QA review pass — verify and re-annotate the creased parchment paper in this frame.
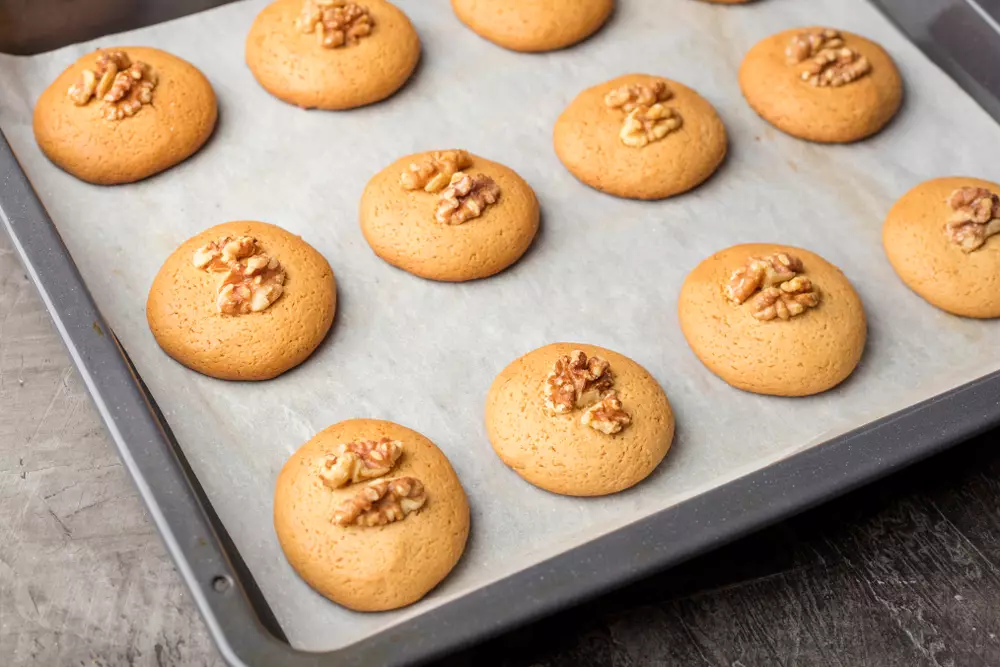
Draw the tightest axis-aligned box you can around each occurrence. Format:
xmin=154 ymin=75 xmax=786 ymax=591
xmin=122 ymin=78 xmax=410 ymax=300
xmin=2 ymin=0 xmax=999 ymax=652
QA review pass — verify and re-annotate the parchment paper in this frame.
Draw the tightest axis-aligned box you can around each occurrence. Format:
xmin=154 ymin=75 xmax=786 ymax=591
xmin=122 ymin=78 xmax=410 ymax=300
xmin=2 ymin=0 xmax=999 ymax=652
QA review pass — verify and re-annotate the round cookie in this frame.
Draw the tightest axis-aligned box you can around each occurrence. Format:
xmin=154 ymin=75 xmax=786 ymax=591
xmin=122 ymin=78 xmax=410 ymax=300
xmin=883 ymin=177 xmax=1000 ymax=318
xmin=553 ymin=74 xmax=728 ymax=200
xmin=245 ymin=0 xmax=420 ymax=110
xmin=146 ymin=220 xmax=336 ymax=381
xmin=33 ymin=47 xmax=217 ymax=185
xmin=739 ymin=27 xmax=903 ymax=143
xmin=274 ymin=419 xmax=470 ymax=611
xmin=450 ymin=0 xmax=613 ymax=53
xmin=360 ymin=150 xmax=539 ymax=281
xmin=485 ymin=343 xmax=674 ymax=497
xmin=679 ymin=244 xmax=866 ymax=396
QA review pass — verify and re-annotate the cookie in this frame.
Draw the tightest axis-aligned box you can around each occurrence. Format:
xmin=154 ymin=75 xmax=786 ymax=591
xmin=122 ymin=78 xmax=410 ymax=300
xmin=33 ymin=47 xmax=217 ymax=185
xmin=739 ymin=27 xmax=903 ymax=143
xmin=553 ymin=74 xmax=727 ymax=200
xmin=679 ymin=244 xmax=866 ymax=396
xmin=274 ymin=419 xmax=469 ymax=611
xmin=450 ymin=0 xmax=613 ymax=53
xmin=245 ymin=0 xmax=420 ymax=110
xmin=360 ymin=150 xmax=540 ymax=281
xmin=485 ymin=343 xmax=674 ymax=497
xmin=883 ymin=177 xmax=1000 ymax=318
xmin=146 ymin=220 xmax=336 ymax=381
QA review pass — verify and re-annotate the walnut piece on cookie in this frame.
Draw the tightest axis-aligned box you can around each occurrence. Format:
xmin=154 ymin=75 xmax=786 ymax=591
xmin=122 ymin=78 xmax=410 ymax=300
xmin=946 ymin=186 xmax=1000 ymax=252
xmin=400 ymin=150 xmax=472 ymax=193
xmin=724 ymin=252 xmax=820 ymax=321
xmin=192 ymin=236 xmax=286 ymax=315
xmin=544 ymin=349 xmax=631 ymax=434
xmin=332 ymin=477 xmax=427 ymax=527
xmin=604 ymin=79 xmax=682 ymax=148
xmin=580 ymin=391 xmax=632 ymax=435
xmin=318 ymin=438 xmax=403 ymax=489
xmin=785 ymin=29 xmax=871 ymax=88
xmin=295 ymin=0 xmax=374 ymax=48
xmin=66 ymin=49 xmax=157 ymax=121
xmin=435 ymin=172 xmax=501 ymax=225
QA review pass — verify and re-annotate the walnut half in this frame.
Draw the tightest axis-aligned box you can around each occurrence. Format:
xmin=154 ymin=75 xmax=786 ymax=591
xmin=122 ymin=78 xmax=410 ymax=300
xmin=580 ymin=391 xmax=631 ymax=435
xmin=544 ymin=350 xmax=613 ymax=414
xmin=295 ymin=0 xmax=374 ymax=49
xmin=400 ymin=150 xmax=473 ymax=193
xmin=435 ymin=172 xmax=501 ymax=225
xmin=319 ymin=438 xmax=403 ymax=489
xmin=800 ymin=47 xmax=871 ymax=88
xmin=620 ymin=104 xmax=682 ymax=148
xmin=724 ymin=252 xmax=820 ymax=321
xmin=604 ymin=81 xmax=672 ymax=113
xmin=786 ymin=29 xmax=844 ymax=64
xmin=332 ymin=477 xmax=427 ymax=527
xmin=946 ymin=187 xmax=1000 ymax=252
xmin=192 ymin=236 xmax=286 ymax=315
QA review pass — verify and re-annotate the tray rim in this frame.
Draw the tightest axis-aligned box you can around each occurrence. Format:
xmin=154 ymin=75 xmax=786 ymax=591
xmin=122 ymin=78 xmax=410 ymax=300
xmin=5 ymin=0 xmax=1000 ymax=664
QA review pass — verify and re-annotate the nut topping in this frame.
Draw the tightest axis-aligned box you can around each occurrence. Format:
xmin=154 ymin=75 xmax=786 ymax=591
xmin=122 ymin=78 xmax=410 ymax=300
xmin=946 ymin=187 xmax=1000 ymax=252
xmin=332 ymin=477 xmax=427 ymax=527
xmin=435 ymin=172 xmax=501 ymax=225
xmin=724 ymin=253 xmax=820 ymax=321
xmin=723 ymin=253 xmax=803 ymax=305
xmin=544 ymin=350 xmax=613 ymax=414
xmin=544 ymin=350 xmax=631 ymax=435
xmin=786 ymin=29 xmax=844 ymax=64
xmin=66 ymin=50 xmax=157 ymax=120
xmin=604 ymin=81 xmax=672 ymax=113
xmin=400 ymin=150 xmax=473 ymax=193
xmin=786 ymin=29 xmax=871 ymax=88
xmin=580 ymin=391 xmax=632 ymax=435
xmin=192 ymin=236 xmax=286 ymax=315
xmin=295 ymin=0 xmax=374 ymax=49
xmin=318 ymin=438 xmax=403 ymax=489
xmin=620 ymin=104 xmax=682 ymax=148
xmin=604 ymin=79 xmax=682 ymax=148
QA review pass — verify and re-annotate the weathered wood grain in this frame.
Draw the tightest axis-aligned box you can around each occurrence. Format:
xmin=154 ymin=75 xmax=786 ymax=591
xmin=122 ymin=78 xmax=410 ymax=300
xmin=0 ymin=232 xmax=223 ymax=667
xmin=5 ymin=222 xmax=1000 ymax=667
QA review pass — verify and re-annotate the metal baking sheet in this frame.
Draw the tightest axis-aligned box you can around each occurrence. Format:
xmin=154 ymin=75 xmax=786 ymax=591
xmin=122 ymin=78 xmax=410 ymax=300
xmin=2 ymin=0 xmax=1000 ymax=660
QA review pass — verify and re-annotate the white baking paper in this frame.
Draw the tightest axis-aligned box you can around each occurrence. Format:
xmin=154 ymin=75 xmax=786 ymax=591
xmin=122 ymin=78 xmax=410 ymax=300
xmin=2 ymin=0 xmax=999 ymax=652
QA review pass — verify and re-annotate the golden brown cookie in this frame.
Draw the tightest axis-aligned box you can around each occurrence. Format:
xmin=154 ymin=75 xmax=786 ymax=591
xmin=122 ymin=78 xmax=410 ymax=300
xmin=739 ymin=27 xmax=903 ymax=143
xmin=360 ymin=150 xmax=540 ymax=281
xmin=553 ymin=74 xmax=727 ymax=200
xmin=485 ymin=343 xmax=674 ymax=497
xmin=146 ymin=220 xmax=336 ymax=381
xmin=274 ymin=419 xmax=470 ymax=611
xmin=883 ymin=177 xmax=1000 ymax=318
xmin=33 ymin=47 xmax=217 ymax=185
xmin=450 ymin=0 xmax=613 ymax=53
xmin=245 ymin=0 xmax=420 ymax=110
xmin=679 ymin=244 xmax=866 ymax=396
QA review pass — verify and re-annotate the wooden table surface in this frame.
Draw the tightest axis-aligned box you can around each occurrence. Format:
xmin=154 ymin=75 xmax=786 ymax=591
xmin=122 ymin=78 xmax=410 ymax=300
xmin=4 ymin=225 xmax=1000 ymax=667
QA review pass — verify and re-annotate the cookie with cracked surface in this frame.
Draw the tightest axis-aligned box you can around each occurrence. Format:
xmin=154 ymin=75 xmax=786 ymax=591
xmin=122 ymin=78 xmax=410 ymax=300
xmin=246 ymin=0 xmax=420 ymax=110
xmin=679 ymin=244 xmax=866 ymax=397
xmin=146 ymin=220 xmax=336 ymax=381
xmin=360 ymin=150 xmax=539 ymax=281
xmin=450 ymin=0 xmax=613 ymax=53
xmin=553 ymin=74 xmax=727 ymax=200
xmin=33 ymin=47 xmax=217 ymax=185
xmin=739 ymin=27 xmax=903 ymax=143
xmin=274 ymin=419 xmax=470 ymax=611
xmin=883 ymin=177 xmax=1000 ymax=318
xmin=485 ymin=343 xmax=674 ymax=497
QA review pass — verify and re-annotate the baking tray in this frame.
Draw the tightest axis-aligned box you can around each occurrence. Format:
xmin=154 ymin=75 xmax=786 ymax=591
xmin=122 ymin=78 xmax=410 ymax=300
xmin=3 ymin=0 xmax=1000 ymax=665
